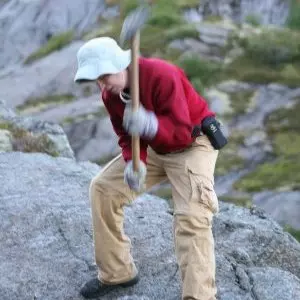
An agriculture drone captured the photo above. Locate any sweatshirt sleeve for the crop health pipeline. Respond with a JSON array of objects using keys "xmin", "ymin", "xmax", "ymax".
[{"xmin": 150, "ymin": 69, "xmax": 193, "ymax": 149}]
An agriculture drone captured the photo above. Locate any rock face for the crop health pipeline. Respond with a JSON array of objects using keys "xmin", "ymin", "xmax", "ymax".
[
  {"xmin": 0, "ymin": 41, "xmax": 88, "ymax": 108},
  {"xmin": 0, "ymin": 0, "xmax": 118, "ymax": 69},
  {"xmin": 0, "ymin": 152, "xmax": 299, "ymax": 300}
]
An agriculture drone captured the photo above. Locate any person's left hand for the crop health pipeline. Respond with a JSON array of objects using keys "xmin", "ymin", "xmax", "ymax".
[{"xmin": 123, "ymin": 104, "xmax": 158, "ymax": 139}]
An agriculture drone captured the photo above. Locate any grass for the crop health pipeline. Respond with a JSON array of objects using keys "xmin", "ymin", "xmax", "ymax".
[
  {"xmin": 220, "ymin": 195, "xmax": 252, "ymax": 208},
  {"xmin": 286, "ymin": 0, "xmax": 300, "ymax": 30},
  {"xmin": 243, "ymin": 29, "xmax": 300, "ymax": 67},
  {"xmin": 0, "ymin": 121, "xmax": 59, "ymax": 157},
  {"xmin": 16, "ymin": 94, "xmax": 74, "ymax": 113},
  {"xmin": 272, "ymin": 133, "xmax": 300, "ymax": 157},
  {"xmin": 265, "ymin": 101, "xmax": 300, "ymax": 134},
  {"xmin": 234, "ymin": 100, "xmax": 300, "ymax": 193},
  {"xmin": 177, "ymin": 55, "xmax": 223, "ymax": 87},
  {"xmin": 215, "ymin": 131, "xmax": 245, "ymax": 176},
  {"xmin": 93, "ymin": 153, "xmax": 117, "ymax": 166},
  {"xmin": 24, "ymin": 31, "xmax": 74, "ymax": 64},
  {"xmin": 227, "ymin": 90, "xmax": 255, "ymax": 116},
  {"xmin": 284, "ymin": 225, "xmax": 300, "ymax": 242},
  {"xmin": 223, "ymin": 56, "xmax": 300, "ymax": 88},
  {"xmin": 234, "ymin": 158, "xmax": 300, "ymax": 192},
  {"xmin": 177, "ymin": 0, "xmax": 200, "ymax": 9},
  {"xmin": 61, "ymin": 107, "xmax": 108, "ymax": 125},
  {"xmin": 244, "ymin": 14, "xmax": 261, "ymax": 27}
]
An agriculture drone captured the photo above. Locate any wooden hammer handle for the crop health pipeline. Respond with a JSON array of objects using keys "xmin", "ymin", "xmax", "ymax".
[{"xmin": 130, "ymin": 32, "xmax": 140, "ymax": 172}]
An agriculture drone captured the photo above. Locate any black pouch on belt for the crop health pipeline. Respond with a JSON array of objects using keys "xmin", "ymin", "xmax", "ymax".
[{"xmin": 201, "ymin": 116, "xmax": 228, "ymax": 150}]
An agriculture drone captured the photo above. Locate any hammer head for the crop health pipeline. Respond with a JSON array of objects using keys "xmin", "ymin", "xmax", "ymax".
[{"xmin": 120, "ymin": 5, "xmax": 150, "ymax": 46}]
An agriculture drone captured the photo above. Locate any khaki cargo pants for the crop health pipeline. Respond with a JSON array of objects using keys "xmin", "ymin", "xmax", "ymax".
[{"xmin": 89, "ymin": 135, "xmax": 219, "ymax": 300}]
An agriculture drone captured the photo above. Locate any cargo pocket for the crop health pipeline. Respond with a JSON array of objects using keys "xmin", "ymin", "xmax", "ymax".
[{"xmin": 187, "ymin": 165, "xmax": 219, "ymax": 214}]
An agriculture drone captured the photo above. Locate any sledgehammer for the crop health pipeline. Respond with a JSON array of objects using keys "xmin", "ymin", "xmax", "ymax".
[{"xmin": 120, "ymin": 1, "xmax": 153, "ymax": 172}]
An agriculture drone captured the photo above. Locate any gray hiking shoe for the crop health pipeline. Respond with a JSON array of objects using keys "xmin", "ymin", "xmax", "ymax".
[{"xmin": 80, "ymin": 275, "xmax": 139, "ymax": 299}]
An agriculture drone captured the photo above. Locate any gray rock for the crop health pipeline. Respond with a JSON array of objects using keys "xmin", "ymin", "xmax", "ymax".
[
  {"xmin": 197, "ymin": 23, "xmax": 231, "ymax": 47},
  {"xmin": 253, "ymin": 191, "xmax": 300, "ymax": 230},
  {"xmin": 286, "ymin": 87, "xmax": 300, "ymax": 100},
  {"xmin": 0, "ymin": 129, "xmax": 12, "ymax": 152},
  {"xmin": 0, "ymin": 100, "xmax": 16, "ymax": 118},
  {"xmin": 183, "ymin": 8, "xmax": 202, "ymax": 23},
  {"xmin": 0, "ymin": 152, "xmax": 299, "ymax": 300},
  {"xmin": 25, "ymin": 94, "xmax": 104, "ymax": 123},
  {"xmin": 217, "ymin": 80, "xmax": 256, "ymax": 94},
  {"xmin": 233, "ymin": 86, "xmax": 295, "ymax": 132},
  {"xmin": 266, "ymin": 83, "xmax": 291, "ymax": 94},
  {"xmin": 247, "ymin": 267, "xmax": 300, "ymax": 300},
  {"xmin": 63, "ymin": 116, "xmax": 119, "ymax": 162},
  {"xmin": 183, "ymin": 38, "xmax": 212, "ymax": 54},
  {"xmin": 205, "ymin": 88, "xmax": 233, "ymax": 116},
  {"xmin": 0, "ymin": 41, "xmax": 89, "ymax": 109}
]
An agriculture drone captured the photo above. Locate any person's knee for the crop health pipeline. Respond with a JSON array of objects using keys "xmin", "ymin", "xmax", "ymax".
[{"xmin": 90, "ymin": 174, "xmax": 135, "ymax": 209}]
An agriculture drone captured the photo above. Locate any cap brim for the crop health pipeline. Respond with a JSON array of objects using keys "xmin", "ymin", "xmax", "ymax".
[{"xmin": 74, "ymin": 64, "xmax": 100, "ymax": 82}]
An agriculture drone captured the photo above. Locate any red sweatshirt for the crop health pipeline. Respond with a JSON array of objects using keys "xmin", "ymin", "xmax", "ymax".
[{"xmin": 102, "ymin": 57, "xmax": 215, "ymax": 163}]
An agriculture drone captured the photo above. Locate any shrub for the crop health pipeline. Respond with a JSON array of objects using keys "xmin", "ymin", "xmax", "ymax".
[
  {"xmin": 178, "ymin": 55, "xmax": 222, "ymax": 86},
  {"xmin": 0, "ymin": 122, "xmax": 59, "ymax": 157},
  {"xmin": 243, "ymin": 29, "xmax": 300, "ymax": 66}
]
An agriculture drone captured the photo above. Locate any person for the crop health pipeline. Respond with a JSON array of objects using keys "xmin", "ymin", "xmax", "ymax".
[{"xmin": 74, "ymin": 36, "xmax": 223, "ymax": 300}]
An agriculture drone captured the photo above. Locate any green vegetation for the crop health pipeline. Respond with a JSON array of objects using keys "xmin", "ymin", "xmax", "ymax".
[
  {"xmin": 284, "ymin": 225, "xmax": 300, "ymax": 242},
  {"xmin": 286, "ymin": 0, "xmax": 300, "ymax": 30},
  {"xmin": 265, "ymin": 101, "xmax": 300, "ymax": 134},
  {"xmin": 215, "ymin": 131, "xmax": 245, "ymax": 176},
  {"xmin": 177, "ymin": 0, "xmax": 200, "ymax": 9},
  {"xmin": 0, "ymin": 121, "xmax": 59, "ymax": 157},
  {"xmin": 227, "ymin": 90, "xmax": 255, "ymax": 117},
  {"xmin": 24, "ymin": 31, "xmax": 74, "ymax": 64},
  {"xmin": 272, "ymin": 132, "xmax": 300, "ymax": 157},
  {"xmin": 84, "ymin": 0, "xmax": 201, "ymax": 58},
  {"xmin": 244, "ymin": 14, "xmax": 261, "ymax": 27},
  {"xmin": 234, "ymin": 101, "xmax": 300, "ymax": 192},
  {"xmin": 219, "ymin": 195, "xmax": 252, "ymax": 208},
  {"xmin": 234, "ymin": 158, "xmax": 300, "ymax": 192},
  {"xmin": 61, "ymin": 107, "xmax": 107, "ymax": 125},
  {"xmin": 177, "ymin": 55, "xmax": 223, "ymax": 88},
  {"xmin": 93, "ymin": 153, "xmax": 117, "ymax": 166},
  {"xmin": 224, "ymin": 56, "xmax": 300, "ymax": 88},
  {"xmin": 222, "ymin": 26, "xmax": 300, "ymax": 87},
  {"xmin": 203, "ymin": 15, "xmax": 223, "ymax": 23},
  {"xmin": 16, "ymin": 94, "xmax": 74, "ymax": 113},
  {"xmin": 242, "ymin": 29, "xmax": 300, "ymax": 66}
]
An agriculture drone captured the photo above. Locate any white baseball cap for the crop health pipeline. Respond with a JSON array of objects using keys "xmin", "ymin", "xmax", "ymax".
[{"xmin": 74, "ymin": 37, "xmax": 131, "ymax": 82}]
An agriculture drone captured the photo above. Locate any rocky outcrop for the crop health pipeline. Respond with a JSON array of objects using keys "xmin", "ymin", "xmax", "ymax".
[
  {"xmin": 0, "ymin": 152, "xmax": 299, "ymax": 300},
  {"xmin": 0, "ymin": 101, "xmax": 74, "ymax": 158}
]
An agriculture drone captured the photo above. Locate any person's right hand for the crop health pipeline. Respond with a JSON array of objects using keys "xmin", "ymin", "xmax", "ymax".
[{"xmin": 124, "ymin": 160, "xmax": 147, "ymax": 192}]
